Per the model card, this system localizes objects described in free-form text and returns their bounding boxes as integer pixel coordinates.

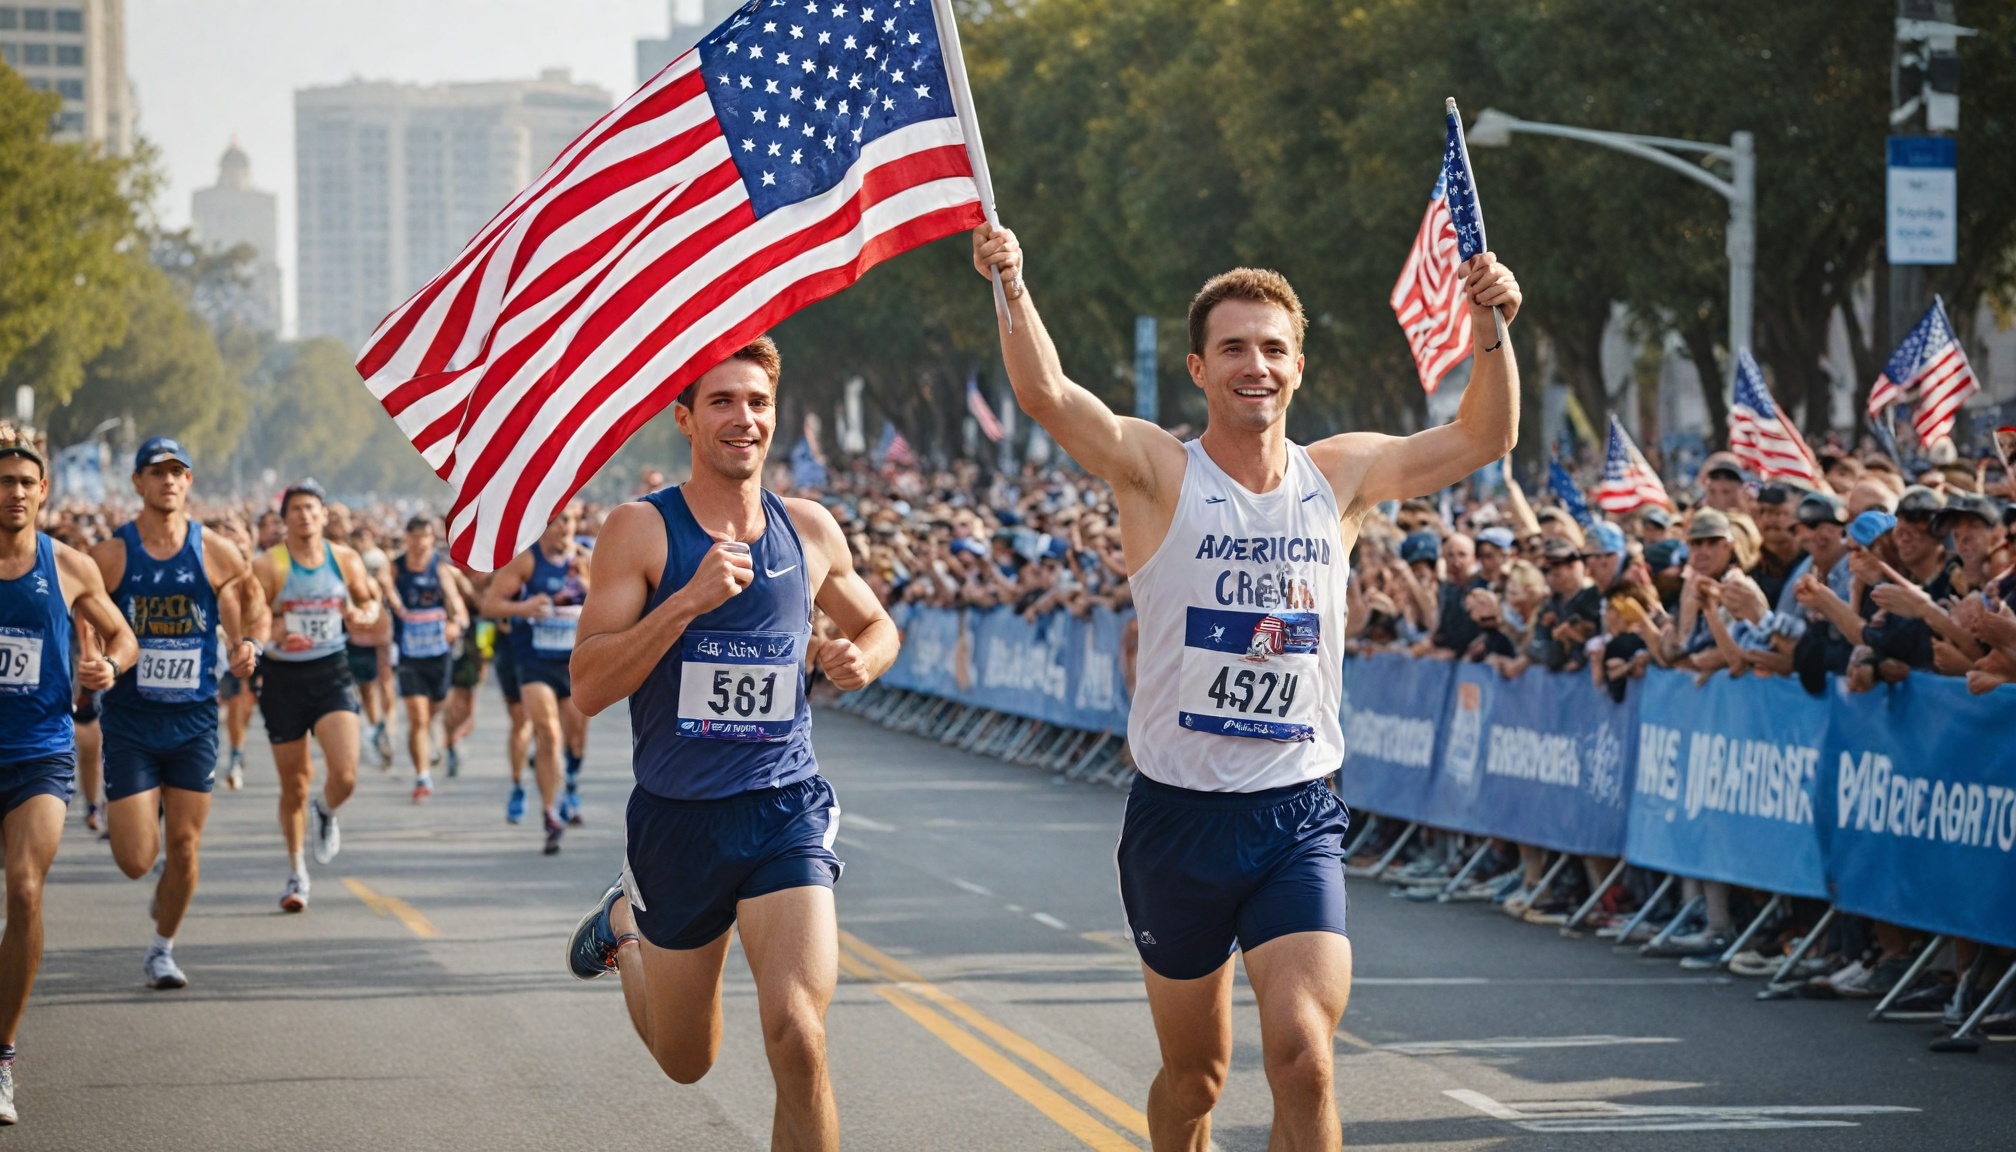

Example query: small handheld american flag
[1730,351,1822,488]
[357,0,989,569]
[966,376,1005,442]
[1548,455,1595,527]
[1592,414,1668,514]
[1868,296,1978,448]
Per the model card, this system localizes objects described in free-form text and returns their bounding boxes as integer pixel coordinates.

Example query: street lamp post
[1468,109,1755,393]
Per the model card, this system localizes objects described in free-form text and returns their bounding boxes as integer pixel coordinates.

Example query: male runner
[91,438,265,989]
[973,226,1521,1151]
[481,507,591,854]
[438,560,486,777]
[250,480,382,910]
[331,505,395,768]
[378,516,468,802]
[489,613,535,824]
[563,338,895,1152]
[0,436,135,1124]
[209,515,261,790]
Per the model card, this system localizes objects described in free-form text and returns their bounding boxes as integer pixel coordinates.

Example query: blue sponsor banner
[1627,670,1829,898]
[1422,663,1635,857]
[882,605,1131,733]
[1815,676,2016,951]
[1339,653,1453,823]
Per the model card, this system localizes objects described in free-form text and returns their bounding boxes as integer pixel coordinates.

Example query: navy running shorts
[72,690,102,724]
[104,724,218,800]
[396,653,453,703]
[1117,773,1350,981]
[219,670,243,701]
[0,753,77,816]
[493,642,521,705]
[621,774,842,951]
[517,656,571,700]
[345,642,380,685]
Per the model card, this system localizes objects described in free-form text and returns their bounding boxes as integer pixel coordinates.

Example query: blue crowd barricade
[1417,663,1636,857]
[1815,675,2016,952]
[1339,652,1454,824]
[1627,670,1830,899]
[882,604,1132,733]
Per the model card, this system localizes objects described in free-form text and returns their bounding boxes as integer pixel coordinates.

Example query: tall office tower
[295,70,610,352]
[635,0,742,86]
[0,0,132,154]
[191,140,282,334]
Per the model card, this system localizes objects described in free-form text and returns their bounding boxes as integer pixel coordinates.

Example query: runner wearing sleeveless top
[249,480,384,911]
[481,507,591,854]
[0,435,135,1125]
[90,437,265,989]
[972,226,1523,1151]
[378,516,468,803]
[563,338,896,1152]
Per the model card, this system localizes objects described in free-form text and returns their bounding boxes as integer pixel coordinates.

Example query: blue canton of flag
[701,0,956,217]
[1548,456,1594,527]
[1441,104,1488,262]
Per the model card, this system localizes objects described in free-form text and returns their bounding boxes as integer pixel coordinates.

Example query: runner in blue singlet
[378,515,467,803]
[0,434,136,1126]
[561,338,897,1152]
[90,437,265,989]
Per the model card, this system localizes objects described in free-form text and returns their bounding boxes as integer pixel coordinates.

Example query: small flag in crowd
[355,0,988,568]
[966,376,1005,442]
[1730,351,1823,488]
[875,420,914,467]
[1592,414,1669,514]
[1390,168,1473,393]
[1868,296,1977,448]
[1548,455,1595,527]
[789,437,827,490]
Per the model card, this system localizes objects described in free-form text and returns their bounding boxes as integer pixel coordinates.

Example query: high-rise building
[0,0,132,154]
[191,140,282,334]
[295,70,610,352]
[635,0,741,87]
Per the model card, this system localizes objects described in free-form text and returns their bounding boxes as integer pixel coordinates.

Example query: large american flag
[1730,350,1823,488]
[356,0,986,568]
[1592,414,1668,514]
[1389,169,1472,393]
[1867,295,1977,447]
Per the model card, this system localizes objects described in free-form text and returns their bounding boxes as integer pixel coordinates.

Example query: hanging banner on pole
[1886,136,1957,266]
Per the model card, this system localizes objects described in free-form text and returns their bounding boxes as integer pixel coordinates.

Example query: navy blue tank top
[511,544,586,665]
[629,486,815,801]
[106,521,219,717]
[0,534,75,763]
[393,552,452,659]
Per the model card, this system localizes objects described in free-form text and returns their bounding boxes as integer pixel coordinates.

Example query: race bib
[284,603,344,648]
[1176,608,1320,742]
[402,607,451,658]
[136,637,206,702]
[530,606,579,656]
[0,626,43,694]
[676,630,802,741]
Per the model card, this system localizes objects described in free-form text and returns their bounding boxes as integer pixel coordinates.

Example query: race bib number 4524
[1175,607,1320,742]
[676,630,802,741]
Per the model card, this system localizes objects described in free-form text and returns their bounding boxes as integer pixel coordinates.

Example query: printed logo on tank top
[1190,533,1332,610]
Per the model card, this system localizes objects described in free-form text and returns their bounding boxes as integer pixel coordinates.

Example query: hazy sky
[129,0,697,331]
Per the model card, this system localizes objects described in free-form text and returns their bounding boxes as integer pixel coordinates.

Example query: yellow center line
[341,878,438,938]
[839,929,1150,1145]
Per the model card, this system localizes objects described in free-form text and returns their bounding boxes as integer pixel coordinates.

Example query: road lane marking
[1354,976,1726,986]
[1444,1089,1918,1133]
[1031,913,1069,930]
[844,814,898,832]
[1382,1035,1681,1056]
[341,878,437,938]
[840,929,1151,1144]
[951,878,993,896]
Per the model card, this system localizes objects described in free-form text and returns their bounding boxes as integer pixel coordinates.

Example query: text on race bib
[530,606,579,656]
[0,626,43,693]
[136,636,205,702]
[402,606,451,658]
[284,602,344,647]
[1176,607,1319,742]
[677,630,802,742]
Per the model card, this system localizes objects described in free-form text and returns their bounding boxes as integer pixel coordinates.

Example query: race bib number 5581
[1175,607,1319,742]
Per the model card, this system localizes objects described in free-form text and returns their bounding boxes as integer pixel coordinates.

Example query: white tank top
[1127,439,1349,792]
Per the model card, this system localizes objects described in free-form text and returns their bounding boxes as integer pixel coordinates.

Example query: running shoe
[373,722,394,767]
[506,784,526,825]
[445,743,461,778]
[560,784,583,827]
[279,874,310,913]
[1643,928,1728,959]
[310,797,341,864]
[0,1060,15,1124]
[1727,950,1781,979]
[143,947,188,990]
[567,879,629,980]
[225,750,244,791]
[412,774,433,804]
[543,811,564,856]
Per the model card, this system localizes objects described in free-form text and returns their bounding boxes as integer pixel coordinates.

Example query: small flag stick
[1445,98,1509,353]
[932,0,1013,333]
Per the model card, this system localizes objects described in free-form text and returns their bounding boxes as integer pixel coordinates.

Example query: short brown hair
[1187,269,1306,355]
[677,336,782,408]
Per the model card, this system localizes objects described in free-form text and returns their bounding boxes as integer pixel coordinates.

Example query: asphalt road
[14,699,2011,1150]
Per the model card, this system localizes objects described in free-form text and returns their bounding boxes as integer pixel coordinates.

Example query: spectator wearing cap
[1748,484,1806,608]
[1698,452,1751,514]
[1636,505,1676,543]
[1581,521,1629,594]
[1781,492,1852,614]
[1504,537,1603,676]
[1891,486,1959,596]
[1474,526,1515,591]
[1643,537,1689,613]
[1533,506,1585,552]
[1426,533,1487,658]
[1929,493,2003,596]
[1663,509,1743,666]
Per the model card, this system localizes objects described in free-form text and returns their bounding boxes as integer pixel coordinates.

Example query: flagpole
[931,0,1013,333]
[1446,98,1510,351]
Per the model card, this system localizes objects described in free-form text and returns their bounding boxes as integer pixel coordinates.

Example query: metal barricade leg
[1564,858,1629,931]
[1931,957,2016,1053]
[1440,839,1496,897]
[1066,732,1114,779]
[1341,814,1381,862]
[1714,893,1786,968]
[1759,905,1837,999]
[1638,894,1704,954]
[1352,822,1416,880]
[1868,935,1949,1022]
[1605,874,1675,943]
[1522,851,1572,907]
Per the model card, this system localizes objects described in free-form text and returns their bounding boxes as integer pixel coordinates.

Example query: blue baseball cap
[1849,510,1896,549]
[1399,531,1441,564]
[1584,522,1627,556]
[134,436,193,473]
[1477,526,1516,551]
